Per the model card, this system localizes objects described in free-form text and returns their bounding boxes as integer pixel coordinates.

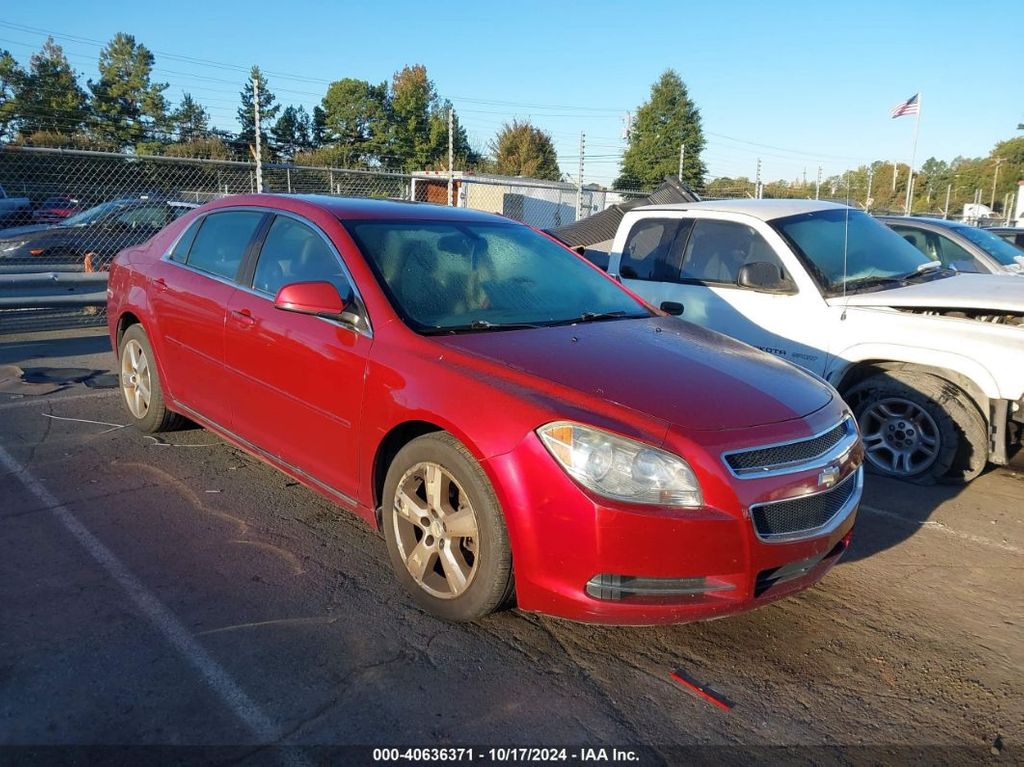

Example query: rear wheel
[118,324,185,433]
[382,432,514,621]
[847,371,987,484]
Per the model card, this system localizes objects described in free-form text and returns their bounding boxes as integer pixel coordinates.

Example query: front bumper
[484,419,861,626]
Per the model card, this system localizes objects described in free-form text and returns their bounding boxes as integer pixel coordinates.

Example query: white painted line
[0,389,119,412]
[861,503,1020,554]
[0,443,283,743]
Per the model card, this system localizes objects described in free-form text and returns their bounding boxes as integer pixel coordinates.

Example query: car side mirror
[273,281,361,326]
[736,262,796,294]
[660,301,684,316]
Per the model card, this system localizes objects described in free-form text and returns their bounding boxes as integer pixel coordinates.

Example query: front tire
[118,324,185,433]
[382,432,514,621]
[847,371,987,484]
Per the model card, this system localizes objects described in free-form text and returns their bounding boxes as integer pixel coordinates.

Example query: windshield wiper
[549,310,645,326]
[421,319,545,335]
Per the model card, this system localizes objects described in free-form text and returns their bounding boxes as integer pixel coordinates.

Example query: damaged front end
[895,307,1024,326]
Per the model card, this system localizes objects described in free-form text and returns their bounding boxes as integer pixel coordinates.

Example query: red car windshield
[345,219,650,332]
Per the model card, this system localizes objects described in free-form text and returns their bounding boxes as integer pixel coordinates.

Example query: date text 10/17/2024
[372,747,642,762]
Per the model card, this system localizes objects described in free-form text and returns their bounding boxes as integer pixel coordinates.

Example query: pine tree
[271,105,313,160]
[237,65,280,154]
[169,92,210,143]
[390,65,437,170]
[89,33,168,150]
[16,38,89,138]
[0,49,26,140]
[615,70,706,190]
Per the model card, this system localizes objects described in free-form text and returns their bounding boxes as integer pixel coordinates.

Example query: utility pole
[943,183,951,219]
[447,107,454,207]
[802,167,807,188]
[990,157,1005,209]
[865,166,874,211]
[892,160,898,193]
[253,72,264,193]
[575,131,585,221]
[815,165,822,200]
[678,144,686,183]
[755,158,762,199]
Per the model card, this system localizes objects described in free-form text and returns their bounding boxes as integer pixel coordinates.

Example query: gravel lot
[0,327,1020,765]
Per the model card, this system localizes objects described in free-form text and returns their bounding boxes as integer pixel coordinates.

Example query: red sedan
[107,195,863,624]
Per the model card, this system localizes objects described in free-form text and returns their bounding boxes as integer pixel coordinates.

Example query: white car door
[616,212,835,376]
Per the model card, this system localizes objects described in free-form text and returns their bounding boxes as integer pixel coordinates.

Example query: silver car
[878,216,1024,276]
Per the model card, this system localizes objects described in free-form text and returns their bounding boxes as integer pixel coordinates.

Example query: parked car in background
[878,216,1024,276]
[0,184,33,228]
[986,227,1024,249]
[107,194,863,625]
[606,199,1024,484]
[0,198,197,269]
[32,194,82,224]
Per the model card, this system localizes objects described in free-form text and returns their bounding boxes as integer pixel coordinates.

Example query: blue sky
[1,1,1019,187]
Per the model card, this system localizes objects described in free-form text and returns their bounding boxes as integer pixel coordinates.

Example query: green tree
[425,101,479,170]
[169,92,210,143]
[488,120,560,180]
[14,38,89,138]
[320,78,390,166]
[310,104,327,149]
[615,69,706,190]
[89,33,168,150]
[390,64,437,170]
[271,105,313,160]
[236,65,280,154]
[0,49,25,140]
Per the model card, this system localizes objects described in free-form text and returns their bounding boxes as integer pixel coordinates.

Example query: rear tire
[118,324,186,433]
[382,432,514,621]
[847,371,987,485]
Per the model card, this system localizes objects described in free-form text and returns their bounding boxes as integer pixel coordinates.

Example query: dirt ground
[0,327,1020,765]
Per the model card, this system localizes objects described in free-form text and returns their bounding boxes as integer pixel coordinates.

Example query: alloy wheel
[121,338,152,419]
[859,397,941,476]
[392,461,480,599]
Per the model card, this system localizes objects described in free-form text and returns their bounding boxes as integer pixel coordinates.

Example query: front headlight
[537,421,703,507]
[0,241,26,254]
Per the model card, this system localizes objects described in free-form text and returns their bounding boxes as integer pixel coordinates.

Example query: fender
[826,342,1001,402]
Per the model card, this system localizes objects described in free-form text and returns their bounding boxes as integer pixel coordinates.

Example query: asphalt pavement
[0,327,1020,765]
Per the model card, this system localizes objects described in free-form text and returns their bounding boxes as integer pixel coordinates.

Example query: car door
[148,209,267,428]
[619,214,831,375]
[223,213,372,501]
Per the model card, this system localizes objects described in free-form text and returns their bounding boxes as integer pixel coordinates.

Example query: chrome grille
[750,470,859,540]
[724,418,852,476]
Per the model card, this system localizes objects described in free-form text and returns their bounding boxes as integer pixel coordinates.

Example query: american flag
[890,94,919,119]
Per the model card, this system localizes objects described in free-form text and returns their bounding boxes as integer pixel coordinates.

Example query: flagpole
[904,93,921,215]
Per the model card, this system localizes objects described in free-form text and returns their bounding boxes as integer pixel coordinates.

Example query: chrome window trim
[721,415,857,479]
[749,466,863,544]
[160,206,373,339]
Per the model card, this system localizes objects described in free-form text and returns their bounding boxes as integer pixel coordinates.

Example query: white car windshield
[771,208,940,294]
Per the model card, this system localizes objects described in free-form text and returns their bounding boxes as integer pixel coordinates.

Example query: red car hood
[435,316,833,432]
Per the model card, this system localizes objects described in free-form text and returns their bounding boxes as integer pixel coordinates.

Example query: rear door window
[184,211,265,281]
[618,218,693,280]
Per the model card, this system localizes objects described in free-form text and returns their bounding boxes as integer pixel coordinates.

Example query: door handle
[231,308,256,328]
[154,277,167,291]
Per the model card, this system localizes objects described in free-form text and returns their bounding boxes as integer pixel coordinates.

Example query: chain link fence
[0,145,651,333]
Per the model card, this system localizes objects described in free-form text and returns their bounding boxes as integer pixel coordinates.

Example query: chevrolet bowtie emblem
[818,464,841,488]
